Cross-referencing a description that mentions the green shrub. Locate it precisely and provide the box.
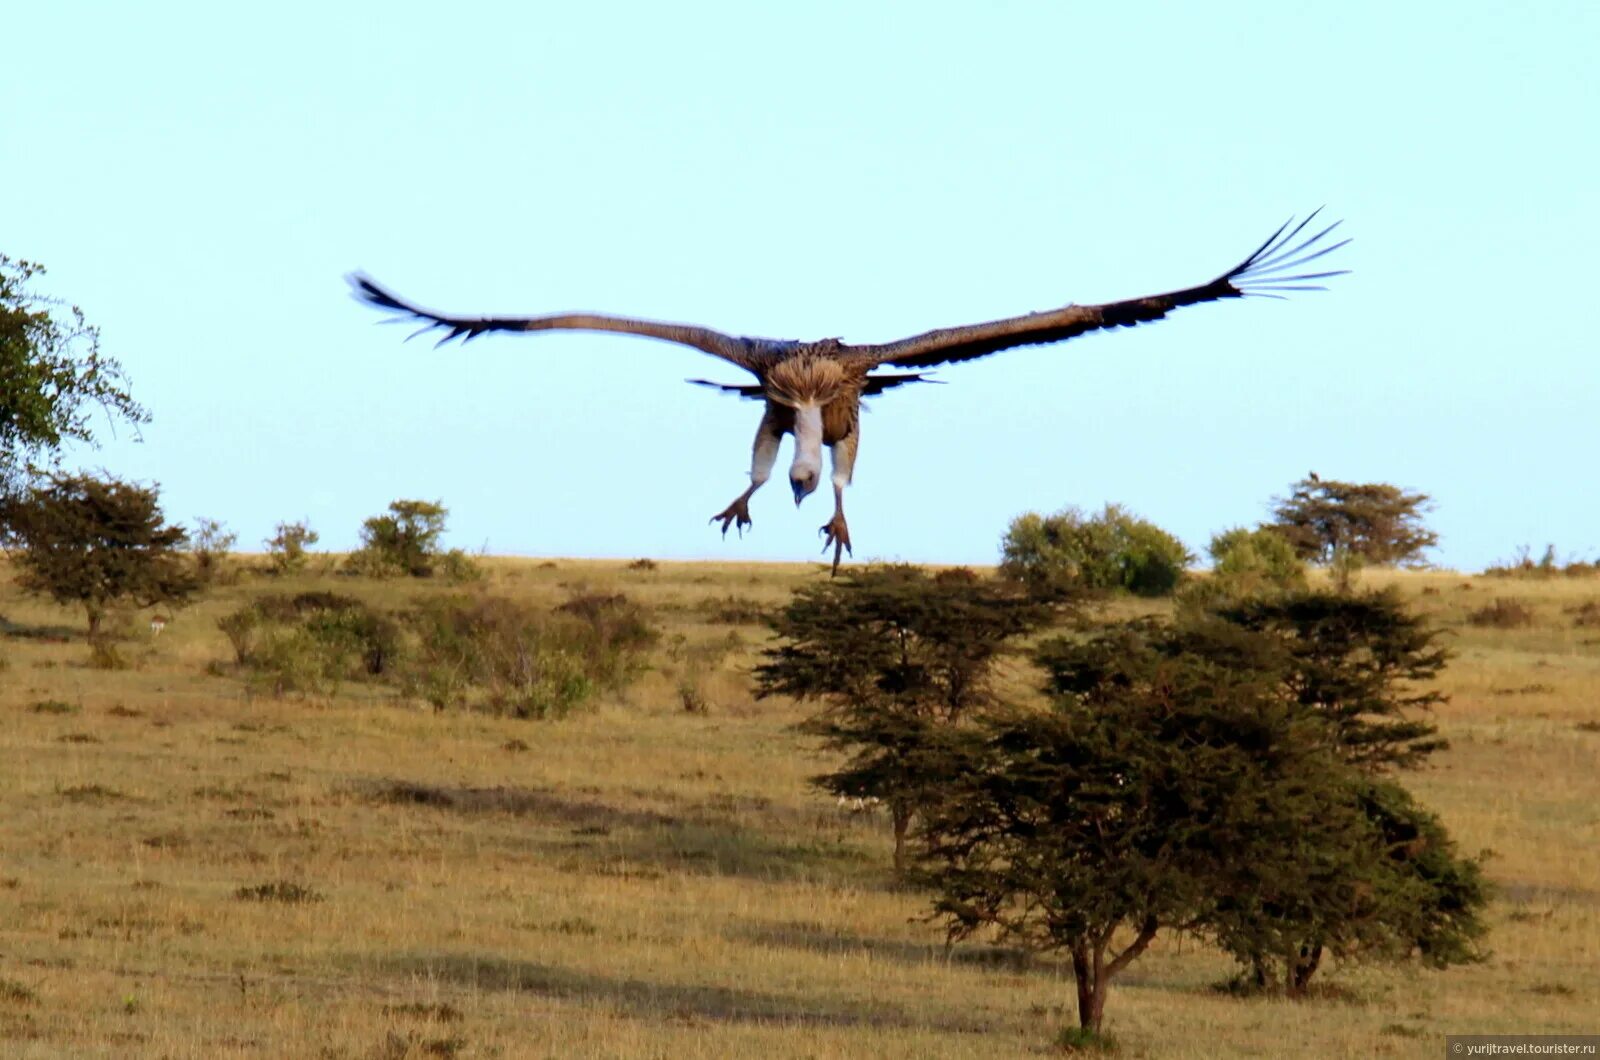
[217,607,260,665]
[265,520,318,574]
[438,548,485,584]
[399,592,656,718]
[189,517,238,585]
[249,627,342,696]
[999,503,1192,599]
[347,499,449,578]
[219,592,400,696]
[1183,526,1308,607]
[1484,545,1599,579]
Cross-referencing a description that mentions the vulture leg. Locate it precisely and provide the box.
[711,407,782,538]
[819,430,858,575]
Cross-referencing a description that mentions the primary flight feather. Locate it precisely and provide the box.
[349,211,1348,573]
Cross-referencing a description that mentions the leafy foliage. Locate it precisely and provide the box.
[1271,477,1438,586]
[755,565,1055,870]
[188,517,238,585]
[0,255,148,498]
[1188,525,1307,605]
[218,591,400,696]
[349,499,450,577]
[1208,588,1450,771]
[1029,607,1477,999]
[1208,776,1489,995]
[920,632,1348,1032]
[399,591,656,718]
[999,503,1192,599]
[265,520,319,574]
[1,472,199,638]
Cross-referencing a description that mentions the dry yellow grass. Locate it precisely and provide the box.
[2,558,1598,1057]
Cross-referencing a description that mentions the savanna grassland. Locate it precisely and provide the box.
[2,557,1598,1058]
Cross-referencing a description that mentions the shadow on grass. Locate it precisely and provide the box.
[735,920,1068,977]
[365,952,991,1033]
[351,777,888,887]
[0,615,80,642]
[1500,881,1600,907]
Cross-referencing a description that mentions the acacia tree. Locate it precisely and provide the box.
[1034,612,1482,998]
[1271,477,1438,588]
[0,255,147,501]
[2,472,200,638]
[920,629,1363,1035]
[754,565,1054,872]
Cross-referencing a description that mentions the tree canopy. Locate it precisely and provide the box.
[0,255,147,495]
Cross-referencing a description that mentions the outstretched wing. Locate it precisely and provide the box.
[348,273,767,371]
[859,210,1349,370]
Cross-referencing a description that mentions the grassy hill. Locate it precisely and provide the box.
[2,558,1597,1057]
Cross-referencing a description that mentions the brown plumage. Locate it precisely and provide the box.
[349,211,1347,572]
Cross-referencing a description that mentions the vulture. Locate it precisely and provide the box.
[350,211,1347,573]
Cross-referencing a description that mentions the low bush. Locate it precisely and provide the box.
[265,521,318,574]
[699,595,769,625]
[1000,503,1192,599]
[217,592,400,696]
[1485,545,1599,579]
[1466,598,1537,628]
[346,500,453,578]
[399,591,656,718]
[189,517,238,585]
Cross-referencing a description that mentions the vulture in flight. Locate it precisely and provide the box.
[350,211,1347,573]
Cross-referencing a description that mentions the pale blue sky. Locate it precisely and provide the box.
[5,3,1595,570]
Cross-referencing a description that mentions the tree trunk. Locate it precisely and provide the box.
[85,604,102,639]
[891,802,912,876]
[1071,945,1108,1032]
[1289,942,1323,996]
[1070,916,1158,1032]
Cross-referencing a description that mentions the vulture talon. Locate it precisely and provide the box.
[709,496,754,539]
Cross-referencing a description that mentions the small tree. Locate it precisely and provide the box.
[1,472,199,638]
[1037,610,1475,998]
[189,517,238,584]
[265,520,319,573]
[350,499,449,577]
[0,255,148,502]
[1271,477,1438,588]
[921,629,1357,1036]
[754,565,1055,871]
[1000,502,1192,599]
